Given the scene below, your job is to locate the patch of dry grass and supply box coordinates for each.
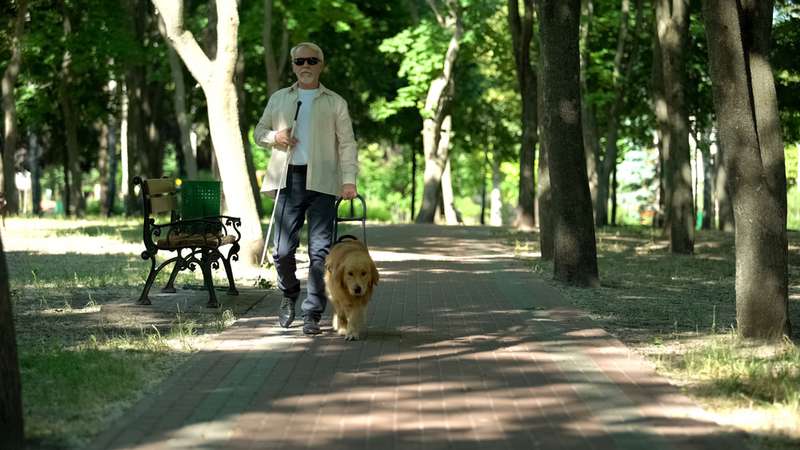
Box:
[504,226,800,450]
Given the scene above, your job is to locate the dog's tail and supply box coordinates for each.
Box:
[335,234,360,244]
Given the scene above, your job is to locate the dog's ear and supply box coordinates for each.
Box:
[325,253,337,275]
[369,260,380,288]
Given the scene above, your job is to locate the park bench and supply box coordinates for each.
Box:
[134,176,241,308]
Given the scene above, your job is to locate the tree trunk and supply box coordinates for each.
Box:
[715,142,734,231]
[0,234,24,449]
[163,29,197,178]
[59,2,83,217]
[611,162,618,225]
[124,0,146,215]
[698,127,714,229]
[263,0,289,96]
[98,120,110,214]
[411,145,418,221]
[415,2,463,223]
[579,0,599,218]
[106,83,120,216]
[236,52,263,217]
[1,0,27,216]
[490,155,503,226]
[154,0,264,265]
[539,0,599,286]
[537,27,554,261]
[480,149,488,225]
[657,0,694,254]
[508,0,538,230]
[28,133,42,215]
[440,153,460,224]
[702,0,790,339]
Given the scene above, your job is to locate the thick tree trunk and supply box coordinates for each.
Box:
[155,0,264,265]
[1,0,27,216]
[0,234,24,449]
[702,0,790,339]
[416,3,463,223]
[508,0,538,230]
[657,0,694,254]
[539,0,599,286]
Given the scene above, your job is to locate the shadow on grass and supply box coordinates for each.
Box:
[52,223,143,244]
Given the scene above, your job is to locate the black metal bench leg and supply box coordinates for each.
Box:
[138,256,157,305]
[201,250,219,308]
[221,254,239,295]
[162,259,182,293]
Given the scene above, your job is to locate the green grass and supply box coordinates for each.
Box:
[503,225,800,449]
[20,341,186,448]
[4,217,248,448]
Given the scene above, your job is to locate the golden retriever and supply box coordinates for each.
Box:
[324,236,379,340]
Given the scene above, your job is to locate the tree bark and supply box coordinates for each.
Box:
[595,0,643,228]
[714,142,734,231]
[58,1,84,217]
[537,25,554,261]
[657,0,694,254]
[1,0,28,216]
[28,133,42,215]
[579,0,600,218]
[508,0,538,230]
[702,0,790,339]
[440,152,460,224]
[538,0,599,286]
[106,82,120,216]
[235,51,263,217]
[263,0,289,96]
[123,0,146,215]
[98,120,110,214]
[490,155,503,226]
[0,234,24,449]
[160,17,197,179]
[416,1,463,223]
[154,0,264,265]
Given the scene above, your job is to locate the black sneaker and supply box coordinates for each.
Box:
[302,316,321,335]
[278,297,296,328]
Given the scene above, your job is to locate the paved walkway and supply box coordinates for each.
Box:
[91,224,747,450]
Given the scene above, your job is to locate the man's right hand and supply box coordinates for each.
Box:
[274,128,297,149]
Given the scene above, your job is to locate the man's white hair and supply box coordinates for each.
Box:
[290,42,325,62]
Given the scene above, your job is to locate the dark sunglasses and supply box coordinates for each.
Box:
[293,57,320,66]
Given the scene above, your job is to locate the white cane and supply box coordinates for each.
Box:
[255,100,302,287]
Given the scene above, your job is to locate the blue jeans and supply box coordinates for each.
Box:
[272,165,336,321]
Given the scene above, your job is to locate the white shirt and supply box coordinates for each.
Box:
[291,88,318,165]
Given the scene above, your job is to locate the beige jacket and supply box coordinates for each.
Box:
[254,82,358,197]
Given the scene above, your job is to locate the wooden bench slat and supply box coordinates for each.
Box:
[146,178,176,195]
[149,194,178,214]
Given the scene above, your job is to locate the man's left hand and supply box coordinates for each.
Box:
[341,184,357,200]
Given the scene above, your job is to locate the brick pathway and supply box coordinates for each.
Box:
[90,224,747,450]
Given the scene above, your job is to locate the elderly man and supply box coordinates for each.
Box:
[254,42,358,336]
